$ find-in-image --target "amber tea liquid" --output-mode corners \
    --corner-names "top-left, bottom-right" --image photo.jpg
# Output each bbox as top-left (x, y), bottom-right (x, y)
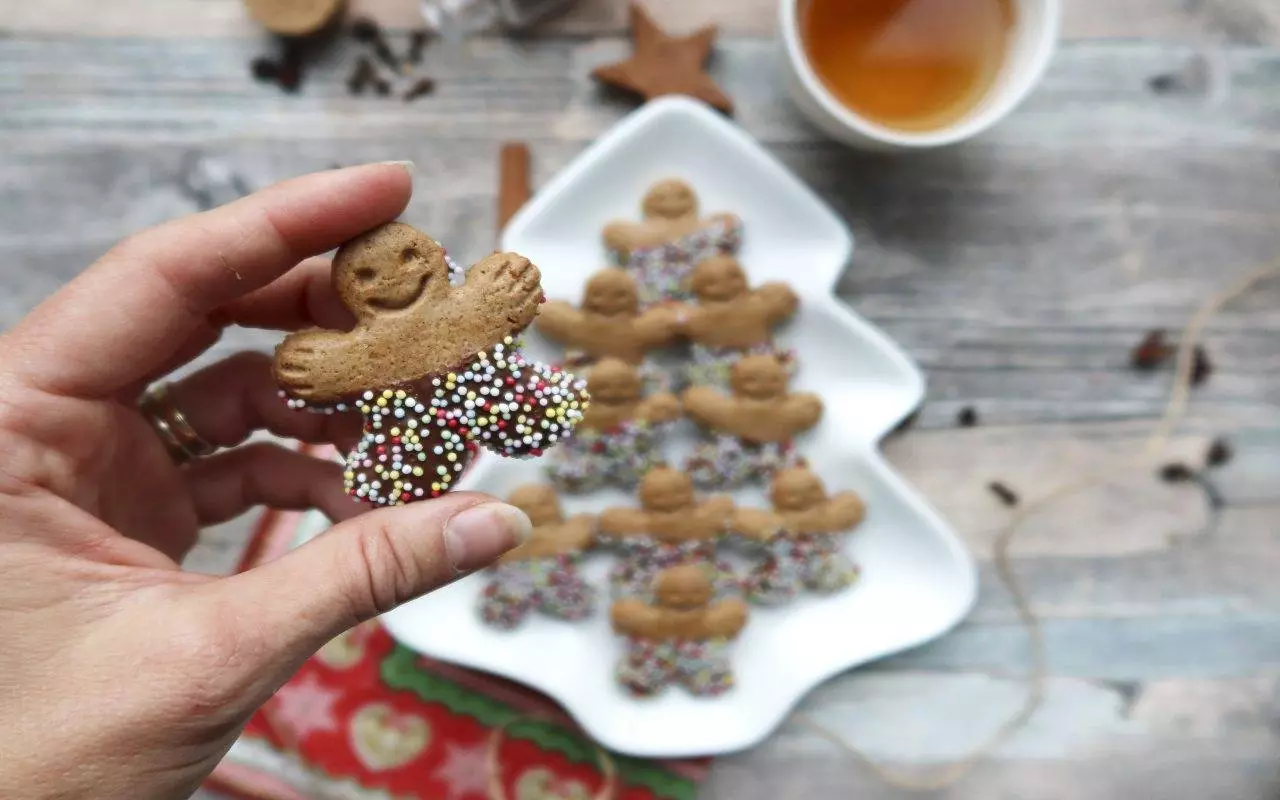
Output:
top-left (800, 0), bottom-right (1016, 132)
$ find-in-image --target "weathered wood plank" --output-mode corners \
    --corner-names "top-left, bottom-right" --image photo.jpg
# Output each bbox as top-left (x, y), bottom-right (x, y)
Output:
top-left (2, 38), bottom-right (1279, 149)
top-left (3, 0), bottom-right (1279, 43)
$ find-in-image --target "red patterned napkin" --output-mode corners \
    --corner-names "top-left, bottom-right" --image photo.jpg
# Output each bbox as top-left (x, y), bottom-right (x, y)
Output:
top-left (207, 502), bottom-right (709, 800)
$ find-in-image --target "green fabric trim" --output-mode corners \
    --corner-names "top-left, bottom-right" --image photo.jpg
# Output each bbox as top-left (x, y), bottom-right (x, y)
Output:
top-left (380, 646), bottom-right (697, 800)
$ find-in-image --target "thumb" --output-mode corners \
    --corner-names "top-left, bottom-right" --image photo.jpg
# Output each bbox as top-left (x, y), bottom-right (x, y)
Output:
top-left (204, 491), bottom-right (531, 670)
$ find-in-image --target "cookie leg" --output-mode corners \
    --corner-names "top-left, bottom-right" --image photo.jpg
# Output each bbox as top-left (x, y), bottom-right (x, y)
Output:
top-left (680, 643), bottom-right (737, 697)
top-left (343, 389), bottom-right (475, 506)
top-left (616, 640), bottom-right (670, 697)
top-left (743, 560), bottom-right (802, 606)
top-left (478, 575), bottom-right (536, 630)
top-left (685, 435), bottom-right (749, 489)
top-left (447, 339), bottom-right (586, 460)
top-left (537, 563), bottom-right (596, 621)
top-left (608, 554), bottom-right (658, 601)
top-left (807, 550), bottom-right (861, 594)
top-left (546, 447), bottom-right (606, 493)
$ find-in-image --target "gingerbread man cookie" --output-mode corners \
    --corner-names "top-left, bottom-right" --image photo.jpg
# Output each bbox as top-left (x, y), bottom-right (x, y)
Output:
top-left (546, 359), bottom-right (681, 493)
top-left (681, 354), bottom-right (821, 488)
top-left (597, 466), bottom-right (739, 600)
top-left (535, 268), bottom-right (683, 366)
top-left (479, 485), bottom-right (597, 629)
top-left (273, 223), bottom-right (588, 506)
top-left (681, 255), bottom-right (800, 388)
top-left (732, 465), bottom-right (865, 606)
top-left (611, 564), bottom-right (749, 697)
top-left (601, 180), bottom-right (743, 305)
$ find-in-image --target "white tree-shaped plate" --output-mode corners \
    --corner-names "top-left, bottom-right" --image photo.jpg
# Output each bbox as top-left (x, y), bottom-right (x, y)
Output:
top-left (374, 97), bottom-right (974, 757)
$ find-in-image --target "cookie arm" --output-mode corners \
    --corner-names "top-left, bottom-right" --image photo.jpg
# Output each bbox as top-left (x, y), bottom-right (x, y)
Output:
top-left (602, 221), bottom-right (639, 259)
top-left (610, 598), bottom-right (663, 638)
top-left (827, 492), bottom-right (867, 531)
top-left (565, 514), bottom-right (598, 550)
top-left (634, 303), bottom-right (686, 348)
top-left (273, 328), bottom-right (363, 402)
top-left (680, 386), bottom-right (738, 434)
top-left (781, 392), bottom-right (824, 434)
top-left (599, 507), bottom-right (651, 536)
top-left (533, 301), bottom-right (588, 348)
top-left (639, 392), bottom-right (682, 425)
top-left (757, 282), bottom-right (799, 325)
top-left (704, 598), bottom-right (749, 640)
top-left (731, 508), bottom-right (784, 541)
top-left (698, 495), bottom-right (735, 527)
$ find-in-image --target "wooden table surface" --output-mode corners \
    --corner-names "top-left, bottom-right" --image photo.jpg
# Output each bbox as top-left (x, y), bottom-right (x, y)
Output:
top-left (3, 1), bottom-right (1279, 797)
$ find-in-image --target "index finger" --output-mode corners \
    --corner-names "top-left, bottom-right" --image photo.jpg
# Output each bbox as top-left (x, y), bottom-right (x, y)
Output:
top-left (3, 162), bottom-right (414, 398)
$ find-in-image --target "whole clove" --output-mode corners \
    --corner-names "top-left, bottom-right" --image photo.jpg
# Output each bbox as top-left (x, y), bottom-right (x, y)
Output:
top-left (347, 57), bottom-right (377, 95)
top-left (407, 30), bottom-right (431, 65)
top-left (1130, 329), bottom-right (1173, 370)
top-left (350, 17), bottom-right (380, 43)
top-left (988, 481), bottom-right (1020, 507)
top-left (956, 406), bottom-right (979, 428)
top-left (1159, 462), bottom-right (1195, 483)
top-left (1205, 437), bottom-right (1233, 467)
top-left (1190, 345), bottom-right (1213, 386)
top-left (275, 38), bottom-right (305, 93)
top-left (403, 77), bottom-right (436, 102)
top-left (250, 56), bottom-right (279, 83)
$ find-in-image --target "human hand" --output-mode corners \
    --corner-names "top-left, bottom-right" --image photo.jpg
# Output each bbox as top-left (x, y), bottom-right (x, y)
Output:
top-left (0, 163), bottom-right (531, 800)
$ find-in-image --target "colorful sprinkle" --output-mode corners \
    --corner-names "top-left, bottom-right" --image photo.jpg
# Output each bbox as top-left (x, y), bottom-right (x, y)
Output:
top-left (478, 554), bottom-right (595, 629)
top-left (608, 218), bottom-right (743, 307)
top-left (284, 337), bottom-right (587, 506)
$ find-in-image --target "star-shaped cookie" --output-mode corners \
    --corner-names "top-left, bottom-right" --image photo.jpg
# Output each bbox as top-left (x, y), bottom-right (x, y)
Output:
top-left (591, 2), bottom-right (733, 115)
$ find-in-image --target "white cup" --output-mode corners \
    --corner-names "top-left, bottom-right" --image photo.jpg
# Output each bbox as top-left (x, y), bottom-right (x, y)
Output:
top-left (779, 0), bottom-right (1061, 150)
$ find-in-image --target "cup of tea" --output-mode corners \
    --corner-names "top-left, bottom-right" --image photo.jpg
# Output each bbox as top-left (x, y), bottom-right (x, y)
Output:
top-left (779, 0), bottom-right (1061, 149)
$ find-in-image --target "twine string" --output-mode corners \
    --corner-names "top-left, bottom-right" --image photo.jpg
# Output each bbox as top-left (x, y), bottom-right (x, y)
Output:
top-left (789, 258), bottom-right (1280, 792)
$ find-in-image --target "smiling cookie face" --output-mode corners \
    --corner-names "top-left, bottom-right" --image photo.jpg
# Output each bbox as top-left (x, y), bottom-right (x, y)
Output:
top-left (689, 255), bottom-right (748, 302)
top-left (770, 466), bottom-right (828, 511)
top-left (641, 179), bottom-right (698, 221)
top-left (730, 354), bottom-right (789, 400)
top-left (333, 224), bottom-right (449, 320)
top-left (507, 484), bottom-right (564, 528)
top-left (653, 564), bottom-right (712, 610)
top-left (583, 269), bottom-right (640, 316)
top-left (586, 358), bottom-right (644, 405)
top-left (639, 466), bottom-right (695, 512)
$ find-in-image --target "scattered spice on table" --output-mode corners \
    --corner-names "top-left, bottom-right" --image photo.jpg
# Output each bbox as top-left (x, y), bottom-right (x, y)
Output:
top-left (1130, 329), bottom-right (1173, 370)
top-left (407, 29), bottom-right (432, 65)
top-left (956, 406), bottom-right (979, 428)
top-left (350, 16), bottom-right (400, 71)
top-left (1190, 345), bottom-right (1213, 386)
top-left (988, 481), bottom-right (1020, 507)
top-left (347, 56), bottom-right (377, 95)
top-left (1205, 437), bottom-right (1232, 468)
top-left (250, 56), bottom-right (279, 83)
top-left (403, 77), bottom-right (436, 102)
top-left (275, 42), bottom-right (304, 92)
top-left (1159, 462), bottom-right (1195, 483)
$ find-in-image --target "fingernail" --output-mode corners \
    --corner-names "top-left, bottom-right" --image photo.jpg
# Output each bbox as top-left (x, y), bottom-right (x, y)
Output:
top-left (380, 160), bottom-right (415, 175)
top-left (443, 502), bottom-right (531, 573)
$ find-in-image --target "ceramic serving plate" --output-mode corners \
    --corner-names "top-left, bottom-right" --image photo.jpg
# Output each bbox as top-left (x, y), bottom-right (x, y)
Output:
top-left (337, 97), bottom-right (975, 757)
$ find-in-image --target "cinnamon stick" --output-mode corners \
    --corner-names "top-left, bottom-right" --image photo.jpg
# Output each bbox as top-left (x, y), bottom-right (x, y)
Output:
top-left (497, 142), bottom-right (532, 235)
